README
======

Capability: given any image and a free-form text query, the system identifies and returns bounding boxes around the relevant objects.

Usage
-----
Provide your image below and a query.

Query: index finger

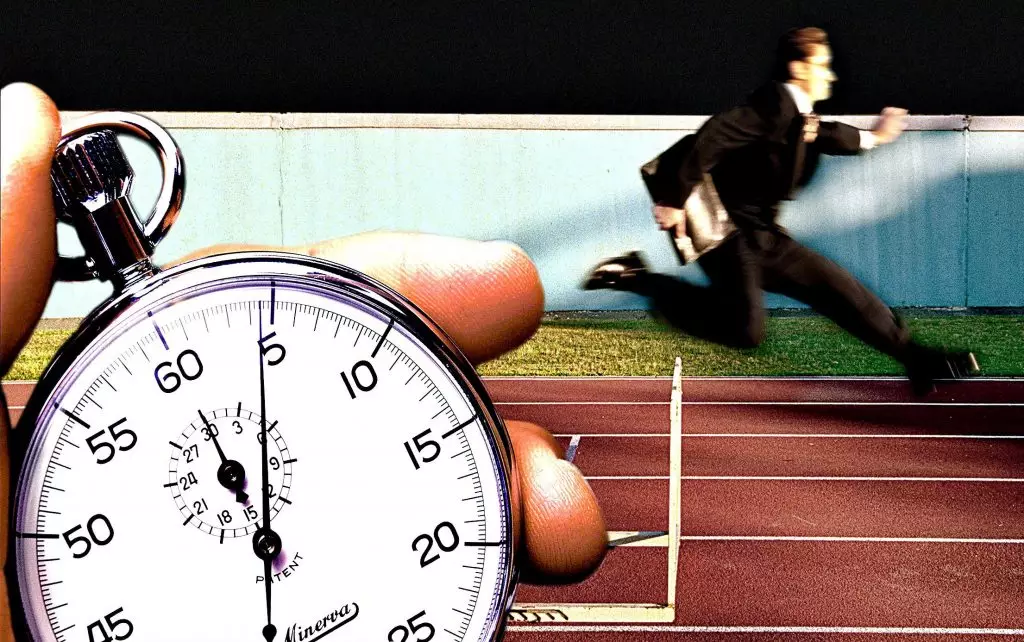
[169,232,545,365]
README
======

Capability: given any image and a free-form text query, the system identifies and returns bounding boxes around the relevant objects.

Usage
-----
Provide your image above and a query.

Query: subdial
[168,406,294,540]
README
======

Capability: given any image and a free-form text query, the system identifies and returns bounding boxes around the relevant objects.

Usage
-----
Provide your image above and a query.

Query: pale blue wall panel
[966,132,1024,307]
[279,129,694,310]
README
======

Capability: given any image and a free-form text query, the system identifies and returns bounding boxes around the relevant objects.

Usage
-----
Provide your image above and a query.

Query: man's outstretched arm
[818,107,908,155]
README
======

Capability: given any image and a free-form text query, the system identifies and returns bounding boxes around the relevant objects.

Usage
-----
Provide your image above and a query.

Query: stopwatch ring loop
[54,111,185,281]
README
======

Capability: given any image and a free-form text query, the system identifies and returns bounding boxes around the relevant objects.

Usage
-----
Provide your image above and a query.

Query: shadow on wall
[525,166,1024,311]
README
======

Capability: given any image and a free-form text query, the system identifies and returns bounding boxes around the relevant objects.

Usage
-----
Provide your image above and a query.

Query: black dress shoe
[906,347,980,396]
[583,251,649,291]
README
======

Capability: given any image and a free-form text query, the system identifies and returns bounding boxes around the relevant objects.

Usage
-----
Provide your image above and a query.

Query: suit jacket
[647,82,863,230]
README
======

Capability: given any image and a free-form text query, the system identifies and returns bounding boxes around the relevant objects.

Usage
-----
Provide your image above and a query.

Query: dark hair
[774,27,829,81]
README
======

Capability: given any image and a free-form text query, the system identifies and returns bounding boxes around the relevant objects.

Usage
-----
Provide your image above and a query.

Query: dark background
[2,0,1022,115]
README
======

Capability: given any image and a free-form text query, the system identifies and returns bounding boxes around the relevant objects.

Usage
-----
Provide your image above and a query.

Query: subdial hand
[198,409,249,504]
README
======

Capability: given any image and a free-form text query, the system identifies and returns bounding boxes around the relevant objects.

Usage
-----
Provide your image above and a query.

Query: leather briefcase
[640,134,737,264]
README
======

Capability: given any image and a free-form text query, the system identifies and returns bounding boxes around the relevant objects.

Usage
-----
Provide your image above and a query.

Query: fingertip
[519,459,608,583]
[1,83,61,175]
[507,421,608,583]
[304,232,545,364]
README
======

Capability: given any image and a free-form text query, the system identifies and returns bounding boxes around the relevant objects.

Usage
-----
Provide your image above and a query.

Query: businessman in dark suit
[585,27,978,394]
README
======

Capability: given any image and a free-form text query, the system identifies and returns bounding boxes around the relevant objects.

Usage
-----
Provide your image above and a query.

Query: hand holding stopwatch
[10,111,519,642]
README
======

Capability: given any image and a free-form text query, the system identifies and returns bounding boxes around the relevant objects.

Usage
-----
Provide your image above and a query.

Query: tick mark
[149,311,169,350]
[270,282,276,325]
[442,414,478,439]
[59,408,89,428]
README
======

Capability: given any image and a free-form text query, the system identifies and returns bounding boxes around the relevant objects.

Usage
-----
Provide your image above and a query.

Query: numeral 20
[412,521,459,567]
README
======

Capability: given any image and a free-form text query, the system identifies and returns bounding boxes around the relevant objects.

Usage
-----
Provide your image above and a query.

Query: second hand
[254,306,279,642]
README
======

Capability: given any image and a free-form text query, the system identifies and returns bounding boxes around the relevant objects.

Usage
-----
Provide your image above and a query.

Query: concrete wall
[43,113,1024,317]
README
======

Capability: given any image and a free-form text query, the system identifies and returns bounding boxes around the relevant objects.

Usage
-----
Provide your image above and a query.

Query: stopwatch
[6,113,519,641]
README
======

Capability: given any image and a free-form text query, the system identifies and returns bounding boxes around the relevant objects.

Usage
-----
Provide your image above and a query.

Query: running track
[4,376,1024,641]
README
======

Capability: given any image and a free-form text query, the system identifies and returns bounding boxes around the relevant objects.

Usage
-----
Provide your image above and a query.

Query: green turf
[5,329,73,381]
[476,313,1024,377]
[4,314,1022,380]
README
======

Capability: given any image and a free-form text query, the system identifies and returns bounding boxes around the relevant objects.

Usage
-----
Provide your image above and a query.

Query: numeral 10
[340,360,377,398]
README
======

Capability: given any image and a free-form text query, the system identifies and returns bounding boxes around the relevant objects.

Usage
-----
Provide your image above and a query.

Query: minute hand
[198,409,248,504]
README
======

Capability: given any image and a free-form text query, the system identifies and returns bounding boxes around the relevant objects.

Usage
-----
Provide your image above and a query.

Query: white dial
[12,256,516,642]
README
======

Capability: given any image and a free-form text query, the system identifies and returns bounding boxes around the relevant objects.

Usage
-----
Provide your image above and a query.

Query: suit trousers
[632,228,914,361]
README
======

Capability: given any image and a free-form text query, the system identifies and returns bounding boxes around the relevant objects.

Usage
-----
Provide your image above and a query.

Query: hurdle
[508,357,683,624]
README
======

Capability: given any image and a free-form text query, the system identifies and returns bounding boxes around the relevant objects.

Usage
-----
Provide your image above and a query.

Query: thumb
[0,81,61,642]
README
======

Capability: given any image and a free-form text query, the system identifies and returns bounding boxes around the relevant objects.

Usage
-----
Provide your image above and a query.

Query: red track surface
[4,376,1024,640]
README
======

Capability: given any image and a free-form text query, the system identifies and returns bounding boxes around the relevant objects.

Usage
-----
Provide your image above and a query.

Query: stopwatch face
[11,253,517,642]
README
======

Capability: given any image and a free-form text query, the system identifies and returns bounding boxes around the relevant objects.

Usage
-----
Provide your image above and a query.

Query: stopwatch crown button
[51,130,134,215]
[49,128,154,288]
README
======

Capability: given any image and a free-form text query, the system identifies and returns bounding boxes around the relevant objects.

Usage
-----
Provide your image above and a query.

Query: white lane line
[507,625,1024,635]
[564,435,581,463]
[610,533,1024,545]
[554,433,1024,439]
[585,475,1024,482]
[679,535,1024,544]
[497,401,1023,406]
[484,376,675,381]
[482,376,1023,381]
[11,400,1005,410]
[499,401,667,407]
[8,375,1021,385]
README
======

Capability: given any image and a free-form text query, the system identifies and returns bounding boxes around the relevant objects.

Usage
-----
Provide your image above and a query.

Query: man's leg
[585,234,766,349]
[759,231,977,391]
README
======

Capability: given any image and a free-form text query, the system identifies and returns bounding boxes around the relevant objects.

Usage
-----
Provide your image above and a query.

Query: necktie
[789,113,819,197]
[802,112,820,143]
